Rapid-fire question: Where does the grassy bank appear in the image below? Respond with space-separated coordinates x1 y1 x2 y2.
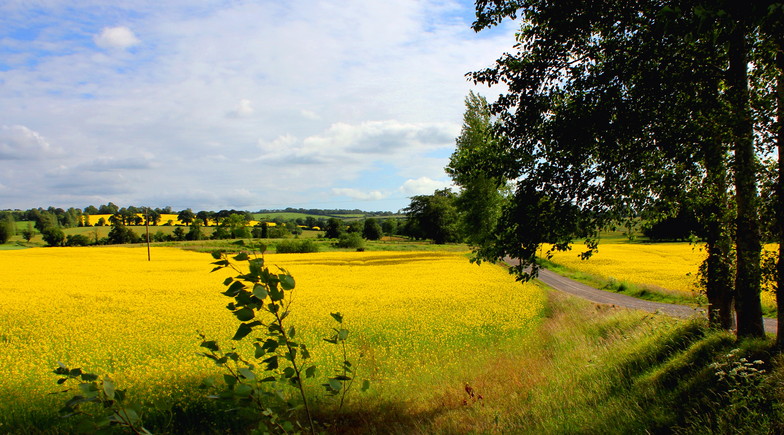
330 289 782 434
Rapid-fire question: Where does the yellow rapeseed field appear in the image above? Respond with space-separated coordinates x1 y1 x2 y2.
0 247 545 428
546 242 777 309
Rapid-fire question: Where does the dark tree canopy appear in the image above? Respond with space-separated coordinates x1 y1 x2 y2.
464 0 783 337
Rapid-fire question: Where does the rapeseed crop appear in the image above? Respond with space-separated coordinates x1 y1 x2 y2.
546 242 777 309
0 248 544 430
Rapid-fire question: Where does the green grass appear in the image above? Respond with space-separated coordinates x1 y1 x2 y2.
322 289 781 434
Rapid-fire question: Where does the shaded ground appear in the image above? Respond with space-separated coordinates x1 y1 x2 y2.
504 257 777 334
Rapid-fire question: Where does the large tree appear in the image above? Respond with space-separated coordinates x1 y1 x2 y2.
404 189 460 244
447 91 507 250
467 0 780 337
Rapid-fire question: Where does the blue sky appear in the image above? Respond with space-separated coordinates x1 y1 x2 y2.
0 0 516 212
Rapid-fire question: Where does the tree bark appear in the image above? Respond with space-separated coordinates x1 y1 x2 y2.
728 18 765 338
776 46 784 347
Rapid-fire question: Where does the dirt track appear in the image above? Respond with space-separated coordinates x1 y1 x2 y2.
504 257 777 334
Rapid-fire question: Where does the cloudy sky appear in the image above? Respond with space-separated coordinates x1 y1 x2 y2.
0 0 516 212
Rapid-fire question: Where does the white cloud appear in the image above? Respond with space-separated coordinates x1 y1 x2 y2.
400 177 451 195
300 109 320 120
93 26 141 50
331 188 387 201
229 99 254 118
0 125 61 160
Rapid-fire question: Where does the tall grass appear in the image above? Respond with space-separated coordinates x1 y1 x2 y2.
326 289 782 434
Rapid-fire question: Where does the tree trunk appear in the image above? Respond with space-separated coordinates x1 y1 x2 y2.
776 46 784 347
702 70 735 330
728 18 765 338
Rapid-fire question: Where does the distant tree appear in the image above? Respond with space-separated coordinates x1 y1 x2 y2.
404 189 460 244
142 208 161 226
196 211 214 226
381 219 399 236
336 232 365 249
21 222 35 242
34 211 57 232
305 216 318 228
83 205 99 215
177 209 195 226
0 214 15 243
324 218 344 239
98 202 119 215
187 219 204 241
108 223 139 244
96 217 106 227
66 234 91 246
42 227 65 247
172 226 186 241
447 92 508 249
362 218 383 241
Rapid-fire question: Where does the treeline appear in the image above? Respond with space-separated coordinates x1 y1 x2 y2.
0 203 416 247
256 207 398 217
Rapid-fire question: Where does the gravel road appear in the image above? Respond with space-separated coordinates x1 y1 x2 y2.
504 257 777 334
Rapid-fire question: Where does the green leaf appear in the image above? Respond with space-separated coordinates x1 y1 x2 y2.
361 380 370 392
222 277 234 286
234 384 253 397
78 382 98 395
254 343 265 359
117 408 141 425
102 378 115 400
269 286 284 302
223 374 237 386
287 325 296 339
238 367 256 380
81 373 99 382
263 356 279 370
261 338 278 352
337 328 349 341
305 366 317 378
232 323 254 341
328 378 342 392
282 367 296 378
330 312 343 324
233 307 255 322
200 340 220 352
211 251 223 260
301 344 311 359
278 274 295 290
252 284 268 299
233 252 249 261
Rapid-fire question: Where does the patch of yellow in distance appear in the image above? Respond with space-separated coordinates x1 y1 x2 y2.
546 242 777 309
0 248 544 424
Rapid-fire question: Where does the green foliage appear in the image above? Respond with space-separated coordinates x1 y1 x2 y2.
0 213 15 244
66 234 92 247
335 232 364 250
21 222 35 242
200 246 367 433
275 239 319 254
108 224 140 245
52 362 151 434
42 227 66 247
362 218 383 241
403 189 460 244
324 218 343 239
